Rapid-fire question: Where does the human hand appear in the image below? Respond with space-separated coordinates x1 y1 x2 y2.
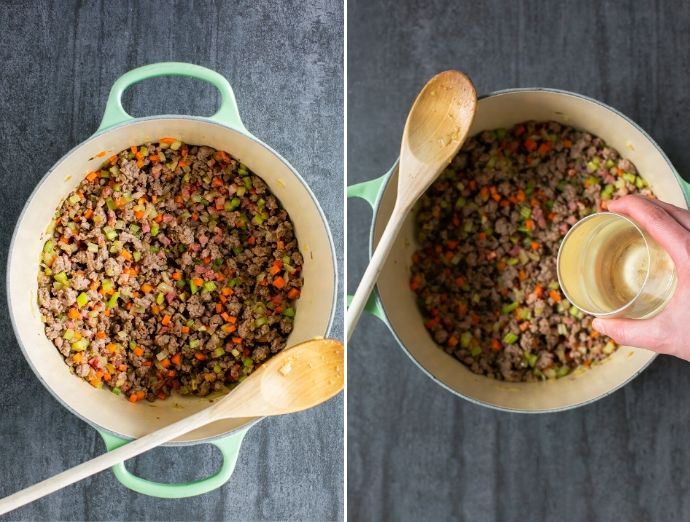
592 195 690 361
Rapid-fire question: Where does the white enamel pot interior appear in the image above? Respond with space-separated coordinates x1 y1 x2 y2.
369 88 689 413
8 116 337 441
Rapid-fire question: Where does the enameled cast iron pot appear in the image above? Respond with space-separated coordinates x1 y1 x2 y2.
7 63 337 496
349 88 689 413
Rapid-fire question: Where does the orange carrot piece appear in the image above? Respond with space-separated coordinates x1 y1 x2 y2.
172 272 182 281
287 288 301 300
221 287 232 296
120 250 132 261
180 326 190 334
161 314 172 326
86 171 99 182
171 353 182 365
194 351 207 361
141 283 153 293
68 308 80 319
272 276 286 289
549 290 562 303
133 346 144 357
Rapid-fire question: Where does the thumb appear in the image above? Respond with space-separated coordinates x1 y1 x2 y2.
592 317 664 353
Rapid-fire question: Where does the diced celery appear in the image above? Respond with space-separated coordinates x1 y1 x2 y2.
603 341 616 355
520 206 531 219
190 280 199 294
605 159 616 169
635 176 647 189
503 332 518 345
71 339 88 352
111 387 121 395
54 272 68 284
69 194 80 205
243 357 253 368
238 164 249 176
455 197 466 209
105 229 117 241
460 332 472 348
129 223 140 234
133 251 141 262
255 317 268 327
156 293 165 305
283 307 295 317
470 346 482 357
150 223 159 236
502 302 518 314
524 352 538 368
214 364 222 374
76 292 88 308
43 240 54 253
203 281 217 292
107 292 120 308
623 172 637 184
170 140 182 151
190 339 200 349
106 198 116 210
586 159 599 172
63 329 75 340
556 366 570 378
213 347 225 358
548 281 560 290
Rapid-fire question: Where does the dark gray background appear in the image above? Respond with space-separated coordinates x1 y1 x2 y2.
0 1 342 521
348 1 690 521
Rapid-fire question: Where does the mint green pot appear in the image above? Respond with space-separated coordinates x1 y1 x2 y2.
349 88 690 413
7 63 337 497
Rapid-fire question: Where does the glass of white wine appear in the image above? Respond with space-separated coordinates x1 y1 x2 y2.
557 212 677 319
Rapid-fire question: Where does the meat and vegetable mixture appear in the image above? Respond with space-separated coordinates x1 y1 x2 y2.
410 121 653 382
38 139 303 402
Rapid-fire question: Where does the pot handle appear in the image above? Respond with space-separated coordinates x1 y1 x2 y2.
347 174 389 322
96 62 247 134
97 428 248 498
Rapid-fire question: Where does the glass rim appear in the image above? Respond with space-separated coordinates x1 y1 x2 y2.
556 211 651 318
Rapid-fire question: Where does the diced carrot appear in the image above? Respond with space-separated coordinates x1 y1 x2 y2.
86 171 99 182
160 137 176 144
524 138 537 152
548 211 557 221
447 335 458 348
276 240 285 250
141 283 153 293
72 353 83 364
221 287 232 296
154 213 164 223
135 151 144 160
531 241 540 251
192 278 204 287
549 290 562 303
84 208 94 220
515 124 526 136
215 150 231 163
104 309 111 317
215 303 223 313
534 284 544 298
491 339 502 352
110 155 118 164
516 190 526 202
591 330 600 338
287 288 301 300
103 372 111 381
136 159 144 168
95 331 106 339
151 304 160 315
272 276 286 289
149 154 159 162
470 313 479 325
203 256 211 265
215 272 225 281
478 231 486 241
519 321 530 332
479 186 489 198
180 326 190 334
130 146 138 154
497 260 507 271
219 295 227 303
194 351 207 361
160 358 170 369
120 250 132 261
455 276 465 288
221 312 232 322
181 147 188 157
161 314 172 326
134 210 144 220
538 142 552 155
106 343 117 353
171 353 182 365
563 139 572 148
115 197 127 208
68 308 80 320
172 272 182 281
224 324 237 333
247 236 256 246
118 364 127 372
191 212 199 221
232 337 243 344
518 270 527 282
212 177 224 187
178 160 188 168
133 346 144 357
128 394 139 403
167 370 177 378
269 260 283 276
525 219 535 231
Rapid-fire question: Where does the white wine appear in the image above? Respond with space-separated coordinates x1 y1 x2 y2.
558 213 676 319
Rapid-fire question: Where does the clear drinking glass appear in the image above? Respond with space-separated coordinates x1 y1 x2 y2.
557 212 677 319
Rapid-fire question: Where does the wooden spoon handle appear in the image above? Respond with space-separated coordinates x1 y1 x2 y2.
346 207 405 340
0 407 218 515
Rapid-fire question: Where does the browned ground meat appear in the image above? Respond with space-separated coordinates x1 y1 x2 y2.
410 121 654 382
38 140 303 402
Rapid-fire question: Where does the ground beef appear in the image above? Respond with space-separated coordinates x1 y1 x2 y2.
410 121 654 382
39 140 303 402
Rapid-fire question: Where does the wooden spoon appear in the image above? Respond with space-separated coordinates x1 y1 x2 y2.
347 70 477 339
0 338 343 514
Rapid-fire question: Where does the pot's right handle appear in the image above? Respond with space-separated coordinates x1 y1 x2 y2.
98 428 248 498
97 62 247 134
347 174 389 323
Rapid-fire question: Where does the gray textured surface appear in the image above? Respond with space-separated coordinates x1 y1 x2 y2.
348 1 690 521
0 1 342 521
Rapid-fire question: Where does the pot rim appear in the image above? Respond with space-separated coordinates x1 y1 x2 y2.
367 87 684 414
7 114 338 444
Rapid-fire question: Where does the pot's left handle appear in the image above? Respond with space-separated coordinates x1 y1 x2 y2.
97 428 247 498
97 62 247 134
347 174 389 323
